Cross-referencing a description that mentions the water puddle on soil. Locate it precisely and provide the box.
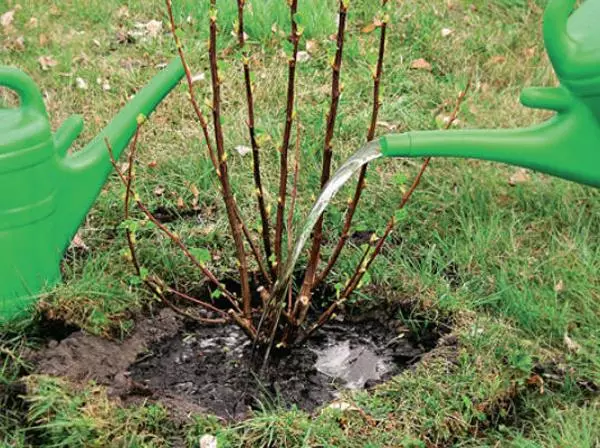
[314,339,391,390]
[129,311,438,420]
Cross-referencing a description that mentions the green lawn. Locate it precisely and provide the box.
[1,0,599,446]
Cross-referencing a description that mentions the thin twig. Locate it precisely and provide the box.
[274,0,300,272]
[296,0,349,325]
[165,0,218,171]
[237,0,274,278]
[316,3,388,286]
[209,0,252,318]
[167,287,229,321]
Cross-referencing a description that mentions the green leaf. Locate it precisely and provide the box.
[395,208,409,222]
[119,219,140,233]
[293,12,304,26]
[282,40,294,59]
[393,172,408,186]
[139,267,149,281]
[190,248,212,264]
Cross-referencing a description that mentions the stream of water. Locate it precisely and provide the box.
[270,140,383,302]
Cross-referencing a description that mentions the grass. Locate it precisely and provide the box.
[1,0,599,446]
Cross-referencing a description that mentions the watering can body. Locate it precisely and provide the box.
[0,59,184,321]
[380,0,600,189]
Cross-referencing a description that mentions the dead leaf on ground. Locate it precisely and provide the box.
[38,55,57,71]
[147,160,158,169]
[410,58,432,71]
[361,22,377,33]
[190,184,200,199]
[327,401,360,412]
[177,196,185,209]
[527,374,545,394]
[564,332,581,353]
[489,55,507,64]
[191,72,205,83]
[1,9,15,29]
[377,121,398,131]
[306,39,318,54]
[508,169,530,186]
[70,233,89,251]
[154,186,165,197]
[554,279,565,293]
[5,35,25,51]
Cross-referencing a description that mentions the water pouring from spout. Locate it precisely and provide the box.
[271,140,382,302]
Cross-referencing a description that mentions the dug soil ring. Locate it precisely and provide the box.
[32,306,446,421]
[129,311,443,420]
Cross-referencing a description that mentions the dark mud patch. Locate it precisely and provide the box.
[129,314,443,420]
[30,305,446,422]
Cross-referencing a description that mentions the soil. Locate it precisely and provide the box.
[32,305,445,421]
[31,308,183,398]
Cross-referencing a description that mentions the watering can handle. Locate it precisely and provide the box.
[0,67,46,115]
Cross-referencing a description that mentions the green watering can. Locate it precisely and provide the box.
[0,59,185,321]
[381,0,600,188]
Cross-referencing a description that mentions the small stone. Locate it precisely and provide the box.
[75,77,88,90]
[235,145,252,157]
[199,434,217,448]
[297,51,311,63]
[441,28,453,37]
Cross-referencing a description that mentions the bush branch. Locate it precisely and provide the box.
[237,0,274,279]
[274,0,300,272]
[296,0,349,324]
[209,0,252,318]
[316,4,388,286]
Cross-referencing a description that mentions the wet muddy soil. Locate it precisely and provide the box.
[32,307,444,421]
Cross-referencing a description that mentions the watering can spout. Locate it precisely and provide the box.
[380,86,600,188]
[57,59,184,251]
